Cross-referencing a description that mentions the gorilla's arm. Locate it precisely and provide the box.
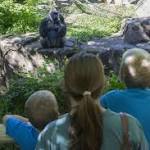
[58,23,67,37]
[59,13,65,24]
[39,18,50,38]
[58,14,67,37]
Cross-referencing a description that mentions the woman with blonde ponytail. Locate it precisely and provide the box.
[36,52,148,150]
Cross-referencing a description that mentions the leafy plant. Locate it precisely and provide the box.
[0,0,41,34]
[0,68,126,120]
[104,72,125,93]
[0,67,67,120]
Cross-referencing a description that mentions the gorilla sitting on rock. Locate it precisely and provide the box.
[39,10,66,48]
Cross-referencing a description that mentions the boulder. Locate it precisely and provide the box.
[0,33,79,87]
[1,26,150,88]
[123,17,150,44]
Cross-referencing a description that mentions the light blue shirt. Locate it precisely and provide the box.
[36,111,148,150]
[100,88,150,145]
[5,116,39,150]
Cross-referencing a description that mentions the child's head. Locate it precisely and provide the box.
[119,48,150,88]
[25,90,59,130]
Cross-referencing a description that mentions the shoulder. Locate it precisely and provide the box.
[4,115,37,136]
[48,113,69,128]
[119,112,147,144]
[36,114,70,150]
[104,110,145,137]
[100,90,123,106]
[127,113,144,133]
[110,111,143,130]
[103,110,142,132]
[40,113,69,138]
[102,89,124,98]
[40,17,50,25]
[125,114,149,148]
[3,115,24,127]
[4,115,39,149]
[103,110,148,149]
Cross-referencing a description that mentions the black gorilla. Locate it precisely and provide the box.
[39,10,66,48]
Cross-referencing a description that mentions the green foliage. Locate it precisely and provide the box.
[67,14,121,41]
[0,0,41,34]
[25,0,40,5]
[0,0,122,38]
[0,69,125,120]
[0,68,67,119]
[104,72,125,93]
[13,0,26,3]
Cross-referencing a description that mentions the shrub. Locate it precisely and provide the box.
[0,68,125,120]
[104,72,125,93]
[25,0,40,5]
[0,67,67,120]
[0,0,41,34]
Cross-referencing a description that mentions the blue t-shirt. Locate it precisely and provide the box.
[5,116,39,150]
[100,88,150,144]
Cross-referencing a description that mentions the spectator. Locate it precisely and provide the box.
[100,48,150,144]
[36,52,148,150]
[3,90,59,150]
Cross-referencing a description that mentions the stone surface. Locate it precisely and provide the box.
[136,0,150,17]
[104,0,139,5]
[123,17,150,44]
[1,19,150,87]
[0,34,79,87]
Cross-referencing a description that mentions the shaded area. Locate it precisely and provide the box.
[0,69,68,119]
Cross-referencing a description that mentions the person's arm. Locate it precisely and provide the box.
[3,115,29,125]
[2,115,37,150]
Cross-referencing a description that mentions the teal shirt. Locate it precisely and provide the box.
[101,88,150,144]
[36,110,149,150]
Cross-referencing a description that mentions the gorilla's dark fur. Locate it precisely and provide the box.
[39,10,66,48]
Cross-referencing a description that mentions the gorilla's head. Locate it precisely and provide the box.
[49,10,60,23]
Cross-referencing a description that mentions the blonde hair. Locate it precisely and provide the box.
[25,90,59,130]
[120,48,150,88]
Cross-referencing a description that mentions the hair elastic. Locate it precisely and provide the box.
[83,91,91,96]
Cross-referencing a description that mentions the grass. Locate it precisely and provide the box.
[67,14,122,41]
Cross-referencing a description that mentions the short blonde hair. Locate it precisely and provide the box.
[119,48,150,88]
[25,90,59,130]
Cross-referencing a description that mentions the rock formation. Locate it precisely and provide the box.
[1,17,150,88]
[123,17,150,44]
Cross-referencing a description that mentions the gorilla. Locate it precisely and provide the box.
[39,10,66,48]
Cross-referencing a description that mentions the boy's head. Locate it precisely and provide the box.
[119,48,150,88]
[25,90,59,130]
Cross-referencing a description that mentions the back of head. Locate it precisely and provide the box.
[120,48,150,88]
[25,90,59,130]
[64,52,105,150]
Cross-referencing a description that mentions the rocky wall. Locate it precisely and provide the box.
[0,17,150,88]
